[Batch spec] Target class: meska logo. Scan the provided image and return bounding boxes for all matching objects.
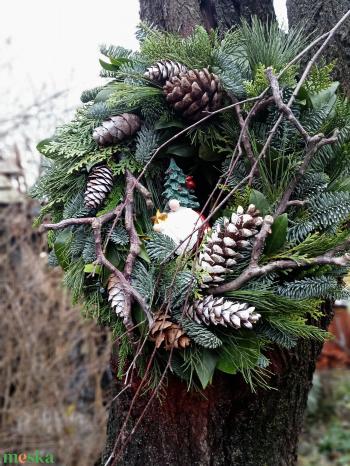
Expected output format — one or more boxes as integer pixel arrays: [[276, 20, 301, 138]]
[[2, 451, 55, 464]]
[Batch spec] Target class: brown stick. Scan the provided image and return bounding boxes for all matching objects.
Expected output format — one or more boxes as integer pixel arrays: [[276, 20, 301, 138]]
[[41, 173, 154, 331], [211, 248, 350, 294]]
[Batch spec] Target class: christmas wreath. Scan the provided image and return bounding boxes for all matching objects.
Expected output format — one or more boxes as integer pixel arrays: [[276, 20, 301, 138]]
[[33, 19, 350, 390]]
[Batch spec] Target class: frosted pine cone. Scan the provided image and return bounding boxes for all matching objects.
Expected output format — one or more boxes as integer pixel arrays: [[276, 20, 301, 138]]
[[198, 205, 265, 288], [84, 165, 114, 209], [107, 275, 128, 323], [150, 312, 190, 350], [163, 68, 222, 121], [93, 113, 141, 146], [145, 60, 188, 83], [186, 296, 261, 329]]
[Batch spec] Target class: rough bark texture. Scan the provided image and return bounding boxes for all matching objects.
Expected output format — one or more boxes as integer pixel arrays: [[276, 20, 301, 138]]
[[102, 325, 330, 466], [287, 0, 350, 95], [139, 0, 275, 35]]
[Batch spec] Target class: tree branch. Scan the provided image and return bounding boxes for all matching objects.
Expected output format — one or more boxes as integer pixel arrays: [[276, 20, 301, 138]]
[[250, 215, 274, 266], [41, 171, 154, 335], [211, 249, 350, 294]]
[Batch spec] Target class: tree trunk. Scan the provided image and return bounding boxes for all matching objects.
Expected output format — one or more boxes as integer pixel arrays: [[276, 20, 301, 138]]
[[103, 335, 329, 466], [101, 3, 335, 465], [287, 0, 350, 96], [139, 0, 275, 36]]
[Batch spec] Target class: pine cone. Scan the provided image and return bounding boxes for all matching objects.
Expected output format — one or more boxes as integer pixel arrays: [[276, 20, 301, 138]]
[[186, 296, 261, 329], [93, 113, 141, 146], [145, 60, 188, 83], [84, 165, 114, 209], [198, 205, 265, 288], [163, 68, 222, 121], [150, 313, 190, 350], [107, 275, 128, 323]]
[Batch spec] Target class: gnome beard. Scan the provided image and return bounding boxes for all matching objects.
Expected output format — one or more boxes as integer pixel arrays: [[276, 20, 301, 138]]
[[153, 199, 207, 255]]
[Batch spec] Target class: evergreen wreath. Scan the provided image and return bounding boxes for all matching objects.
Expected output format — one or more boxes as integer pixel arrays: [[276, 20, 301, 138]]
[[33, 18, 350, 390]]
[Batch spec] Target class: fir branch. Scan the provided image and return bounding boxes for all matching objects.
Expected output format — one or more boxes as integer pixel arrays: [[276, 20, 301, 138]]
[[41, 171, 154, 337], [145, 233, 177, 262], [277, 276, 339, 299], [174, 315, 223, 349]]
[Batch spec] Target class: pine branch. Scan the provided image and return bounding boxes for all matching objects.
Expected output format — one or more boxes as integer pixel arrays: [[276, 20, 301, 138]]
[[41, 171, 154, 338]]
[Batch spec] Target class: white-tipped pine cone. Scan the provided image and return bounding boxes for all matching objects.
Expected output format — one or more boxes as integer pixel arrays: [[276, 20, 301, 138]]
[[150, 312, 190, 350], [144, 60, 188, 83], [84, 165, 114, 209], [198, 205, 264, 288], [107, 275, 128, 323], [163, 68, 222, 121], [186, 295, 261, 329], [92, 113, 141, 146]]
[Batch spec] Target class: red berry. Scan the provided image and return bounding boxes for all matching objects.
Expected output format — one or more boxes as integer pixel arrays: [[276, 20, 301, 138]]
[[185, 176, 196, 190]]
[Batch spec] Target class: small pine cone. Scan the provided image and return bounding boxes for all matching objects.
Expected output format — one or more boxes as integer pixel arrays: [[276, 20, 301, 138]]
[[93, 113, 141, 146], [144, 60, 188, 83], [107, 275, 128, 324], [163, 68, 222, 121], [186, 296, 261, 329], [84, 165, 114, 209], [150, 313, 190, 350], [198, 205, 264, 288]]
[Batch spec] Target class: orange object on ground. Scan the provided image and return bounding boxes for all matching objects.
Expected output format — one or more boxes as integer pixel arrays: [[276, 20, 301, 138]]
[[317, 307, 350, 369]]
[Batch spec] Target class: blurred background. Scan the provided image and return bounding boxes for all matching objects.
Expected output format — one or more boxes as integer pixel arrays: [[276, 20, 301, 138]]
[[1, 1, 349, 465]]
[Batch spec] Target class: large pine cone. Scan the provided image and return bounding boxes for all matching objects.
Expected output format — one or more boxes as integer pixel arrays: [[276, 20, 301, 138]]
[[163, 68, 222, 121], [186, 296, 261, 329], [150, 313, 190, 350], [84, 165, 114, 209], [145, 60, 188, 83], [93, 113, 141, 146], [198, 205, 265, 288], [107, 275, 128, 323]]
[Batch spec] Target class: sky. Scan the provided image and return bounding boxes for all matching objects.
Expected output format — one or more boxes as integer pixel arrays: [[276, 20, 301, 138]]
[[0, 0, 287, 182]]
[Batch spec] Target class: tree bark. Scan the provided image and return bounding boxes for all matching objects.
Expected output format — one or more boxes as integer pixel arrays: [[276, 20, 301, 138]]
[[287, 0, 350, 96], [102, 334, 329, 466], [139, 0, 275, 36], [101, 2, 335, 465]]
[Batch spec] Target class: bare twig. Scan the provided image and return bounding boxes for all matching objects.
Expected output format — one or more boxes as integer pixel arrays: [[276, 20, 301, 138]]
[[211, 248, 350, 294], [250, 215, 275, 267], [41, 173, 154, 333]]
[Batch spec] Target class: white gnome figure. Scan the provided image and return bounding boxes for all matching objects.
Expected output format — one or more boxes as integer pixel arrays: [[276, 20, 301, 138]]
[[153, 199, 207, 255]]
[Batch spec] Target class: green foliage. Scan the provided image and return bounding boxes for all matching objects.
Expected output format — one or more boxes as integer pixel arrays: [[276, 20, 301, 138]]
[[264, 214, 288, 254], [226, 289, 321, 319], [139, 24, 218, 69], [266, 315, 329, 342], [294, 170, 329, 199], [63, 258, 85, 304], [216, 332, 269, 390], [244, 64, 297, 97], [177, 317, 223, 349], [239, 17, 308, 75], [145, 233, 176, 262], [80, 86, 104, 103], [135, 126, 159, 164], [255, 321, 297, 349], [278, 276, 339, 299], [132, 262, 156, 308], [275, 230, 349, 261], [288, 192, 350, 242], [304, 62, 336, 94], [106, 82, 163, 114]]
